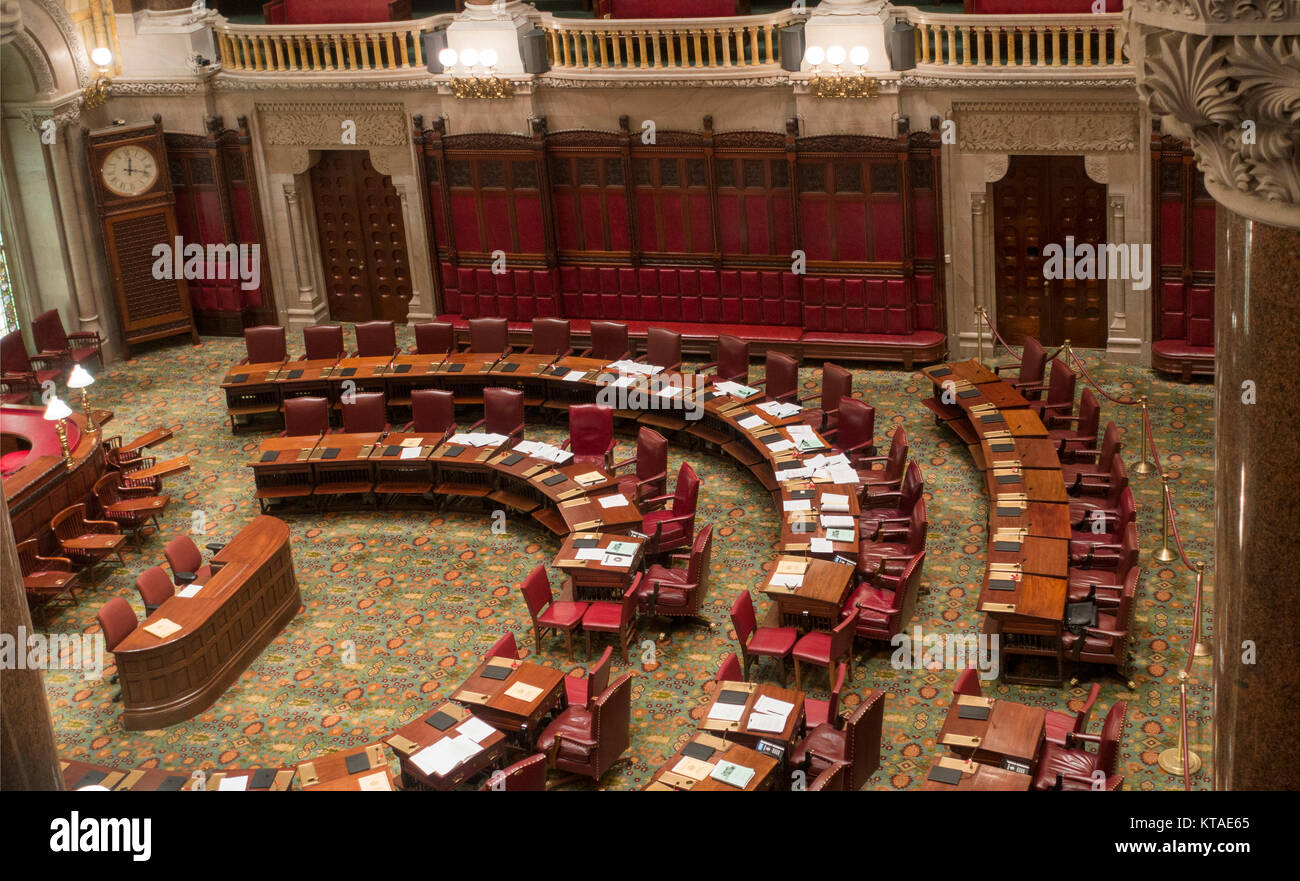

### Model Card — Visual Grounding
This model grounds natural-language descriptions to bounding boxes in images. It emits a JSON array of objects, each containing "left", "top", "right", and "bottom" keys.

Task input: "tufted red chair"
[
  {"left": 538, "top": 672, "right": 634, "bottom": 782},
  {"left": 486, "top": 631, "right": 519, "bottom": 661},
  {"left": 241, "top": 325, "right": 287, "bottom": 365},
  {"left": 31, "top": 308, "right": 104, "bottom": 371},
  {"left": 340, "top": 391, "right": 390, "bottom": 434},
  {"left": 470, "top": 388, "right": 525, "bottom": 442},
  {"left": 1068, "top": 457, "right": 1129, "bottom": 525},
  {"left": 792, "top": 614, "right": 855, "bottom": 691},
  {"left": 527, "top": 318, "right": 573, "bottom": 358},
  {"left": 97, "top": 597, "right": 139, "bottom": 700},
  {"left": 484, "top": 753, "right": 549, "bottom": 791},
  {"left": 613, "top": 427, "right": 668, "bottom": 505},
  {"left": 700, "top": 334, "right": 749, "bottom": 386},
  {"left": 995, "top": 336, "right": 1047, "bottom": 400},
  {"left": 581, "top": 575, "right": 642, "bottom": 661},
  {"left": 16, "top": 539, "right": 77, "bottom": 610},
  {"left": 412, "top": 321, "right": 457, "bottom": 356},
  {"left": 564, "top": 404, "right": 615, "bottom": 470},
  {"left": 135, "top": 565, "right": 175, "bottom": 615},
  {"left": 715, "top": 652, "right": 743, "bottom": 683},
  {"left": 635, "top": 526, "right": 712, "bottom": 629},
  {"left": 858, "top": 428, "right": 908, "bottom": 490},
  {"left": 640, "top": 462, "right": 699, "bottom": 555},
  {"left": 808, "top": 761, "right": 850, "bottom": 791},
  {"left": 280, "top": 396, "right": 330, "bottom": 437},
  {"left": 860, "top": 461, "right": 924, "bottom": 528},
  {"left": 1, "top": 329, "right": 61, "bottom": 389},
  {"left": 1028, "top": 358, "right": 1076, "bottom": 421},
  {"left": 843, "top": 551, "right": 925, "bottom": 644},
  {"left": 582, "top": 321, "right": 632, "bottom": 361},
  {"left": 565, "top": 645, "right": 614, "bottom": 710},
  {"left": 1062, "top": 420, "right": 1121, "bottom": 485},
  {"left": 1033, "top": 700, "right": 1128, "bottom": 791},
  {"left": 405, "top": 389, "right": 457, "bottom": 436},
  {"left": 1051, "top": 390, "right": 1101, "bottom": 461},
  {"left": 642, "top": 327, "right": 682, "bottom": 372},
  {"left": 353, "top": 320, "right": 398, "bottom": 358},
  {"left": 1045, "top": 682, "right": 1102, "bottom": 748},
  {"left": 164, "top": 535, "right": 213, "bottom": 586},
  {"left": 729, "top": 589, "right": 796, "bottom": 682},
  {"left": 953, "top": 666, "right": 983, "bottom": 698},
  {"left": 790, "top": 689, "right": 885, "bottom": 791},
  {"left": 1062, "top": 567, "right": 1139, "bottom": 684},
  {"left": 93, "top": 473, "right": 169, "bottom": 547},
  {"left": 803, "top": 363, "right": 852, "bottom": 436},
  {"left": 51, "top": 504, "right": 126, "bottom": 569},
  {"left": 832, "top": 398, "right": 877, "bottom": 463},
  {"left": 468, "top": 317, "right": 511, "bottom": 355},
  {"left": 857, "top": 498, "right": 926, "bottom": 578},
  {"left": 301, "top": 324, "right": 345, "bottom": 361},
  {"left": 519, "top": 563, "right": 588, "bottom": 661},
  {"left": 804, "top": 662, "right": 847, "bottom": 730},
  {"left": 758, "top": 351, "right": 798, "bottom": 405}
]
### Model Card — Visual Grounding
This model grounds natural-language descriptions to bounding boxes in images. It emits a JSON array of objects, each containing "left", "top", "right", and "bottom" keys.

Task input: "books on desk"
[
  {"left": 714, "top": 381, "right": 760, "bottom": 399},
  {"left": 820, "top": 514, "right": 855, "bottom": 529},
  {"left": 410, "top": 735, "right": 483, "bottom": 778},
  {"left": 820, "top": 493, "right": 851, "bottom": 513},
  {"left": 143, "top": 618, "right": 182, "bottom": 639},
  {"left": 449, "top": 432, "right": 509, "bottom": 448},
  {"left": 710, "top": 760, "right": 756, "bottom": 789},
  {"left": 737, "top": 414, "right": 765, "bottom": 431}
]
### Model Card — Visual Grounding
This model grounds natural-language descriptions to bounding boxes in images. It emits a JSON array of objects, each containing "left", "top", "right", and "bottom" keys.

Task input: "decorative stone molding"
[
  {"left": 34, "top": 0, "right": 90, "bottom": 87},
  {"left": 18, "top": 102, "right": 80, "bottom": 132},
  {"left": 952, "top": 101, "right": 1142, "bottom": 154},
  {"left": 902, "top": 75, "right": 1137, "bottom": 89},
  {"left": 257, "top": 103, "right": 409, "bottom": 148},
  {"left": 104, "top": 78, "right": 205, "bottom": 96},
  {"left": 1130, "top": 6, "right": 1300, "bottom": 227},
  {"left": 214, "top": 74, "right": 442, "bottom": 92},
  {"left": 983, "top": 154, "right": 1009, "bottom": 183},
  {"left": 7, "top": 29, "right": 56, "bottom": 94},
  {"left": 1085, "top": 155, "right": 1111, "bottom": 184}
]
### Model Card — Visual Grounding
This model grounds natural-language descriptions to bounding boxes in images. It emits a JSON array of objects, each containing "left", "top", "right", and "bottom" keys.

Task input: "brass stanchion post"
[
  {"left": 1158, "top": 671, "right": 1203, "bottom": 776},
  {"left": 1154, "top": 473, "right": 1178, "bottom": 563},
  {"left": 1193, "top": 561, "right": 1211, "bottom": 658},
  {"left": 1133, "top": 395, "right": 1157, "bottom": 475}
]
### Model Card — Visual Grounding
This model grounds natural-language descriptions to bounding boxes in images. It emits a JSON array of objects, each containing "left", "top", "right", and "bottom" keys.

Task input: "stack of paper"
[
  {"left": 810, "top": 537, "right": 834, "bottom": 554},
  {"left": 514, "top": 440, "right": 575, "bottom": 464},
  {"left": 769, "top": 572, "right": 803, "bottom": 589},
  {"left": 820, "top": 493, "right": 851, "bottom": 513},
  {"left": 747, "top": 695, "right": 795, "bottom": 733},
  {"left": 449, "top": 432, "right": 510, "bottom": 448},
  {"left": 597, "top": 493, "right": 629, "bottom": 509},
  {"left": 757, "top": 401, "right": 802, "bottom": 419},
  {"left": 563, "top": 370, "right": 586, "bottom": 382},
  {"left": 400, "top": 446, "right": 423, "bottom": 459},
  {"left": 783, "top": 499, "right": 812, "bottom": 513},
  {"left": 410, "top": 735, "right": 483, "bottom": 777},
  {"left": 607, "top": 540, "right": 639, "bottom": 557},
  {"left": 714, "top": 381, "right": 760, "bottom": 399},
  {"left": 177, "top": 584, "right": 203, "bottom": 598},
  {"left": 820, "top": 514, "right": 855, "bottom": 529},
  {"left": 737, "top": 414, "right": 766, "bottom": 431},
  {"left": 707, "top": 702, "right": 746, "bottom": 723}
]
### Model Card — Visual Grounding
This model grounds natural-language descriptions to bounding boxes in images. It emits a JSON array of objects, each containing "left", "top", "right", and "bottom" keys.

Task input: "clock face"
[{"left": 101, "top": 144, "right": 159, "bottom": 197}]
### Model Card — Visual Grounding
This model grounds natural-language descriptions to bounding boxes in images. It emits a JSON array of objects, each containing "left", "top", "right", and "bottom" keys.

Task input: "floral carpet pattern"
[{"left": 37, "top": 330, "right": 1216, "bottom": 790}]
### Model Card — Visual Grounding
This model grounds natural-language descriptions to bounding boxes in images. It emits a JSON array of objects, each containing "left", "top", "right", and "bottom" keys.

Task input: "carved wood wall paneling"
[{"left": 1150, "top": 131, "right": 1218, "bottom": 350}]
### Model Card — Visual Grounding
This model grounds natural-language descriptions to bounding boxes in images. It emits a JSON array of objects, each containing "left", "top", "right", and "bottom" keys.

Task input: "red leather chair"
[
  {"left": 994, "top": 335, "right": 1047, "bottom": 400},
  {"left": 1045, "top": 682, "right": 1102, "bottom": 748},
  {"left": 832, "top": 398, "right": 877, "bottom": 463},
  {"left": 858, "top": 428, "right": 908, "bottom": 490},
  {"left": 1068, "top": 457, "right": 1129, "bottom": 526},
  {"left": 953, "top": 666, "right": 983, "bottom": 697},
  {"left": 1068, "top": 521, "right": 1138, "bottom": 603},
  {"left": 790, "top": 689, "right": 885, "bottom": 791},
  {"left": 565, "top": 645, "right": 614, "bottom": 710},
  {"left": 1027, "top": 358, "right": 1076, "bottom": 421},
  {"left": 526, "top": 318, "right": 572, "bottom": 358},
  {"left": 519, "top": 563, "right": 588, "bottom": 660},
  {"left": 612, "top": 427, "right": 668, "bottom": 505},
  {"left": 843, "top": 552, "right": 924, "bottom": 644},
  {"left": 353, "top": 320, "right": 398, "bottom": 358},
  {"left": 241, "top": 325, "right": 287, "bottom": 365},
  {"left": 301, "top": 324, "right": 345, "bottom": 361},
  {"left": 808, "top": 761, "right": 850, "bottom": 791},
  {"left": 31, "top": 308, "right": 104, "bottom": 370},
  {"left": 1070, "top": 486, "right": 1135, "bottom": 546},
  {"left": 700, "top": 334, "right": 749, "bottom": 386},
  {"left": 16, "top": 539, "right": 77, "bottom": 612},
  {"left": 1, "top": 329, "right": 62, "bottom": 391},
  {"left": 92, "top": 473, "right": 169, "bottom": 548},
  {"left": 730, "top": 589, "right": 796, "bottom": 682},
  {"left": 468, "top": 317, "right": 511, "bottom": 355},
  {"left": 641, "top": 327, "right": 682, "bottom": 372},
  {"left": 135, "top": 565, "right": 175, "bottom": 615},
  {"left": 582, "top": 321, "right": 632, "bottom": 361},
  {"left": 803, "top": 363, "right": 852, "bottom": 436},
  {"left": 635, "top": 525, "right": 712, "bottom": 630},
  {"left": 1062, "top": 420, "right": 1121, "bottom": 485},
  {"left": 857, "top": 498, "right": 926, "bottom": 577},
  {"left": 340, "top": 391, "right": 390, "bottom": 434},
  {"left": 1033, "top": 700, "right": 1128, "bottom": 791},
  {"left": 582, "top": 574, "right": 642, "bottom": 660},
  {"left": 470, "top": 388, "right": 525, "bottom": 442},
  {"left": 860, "top": 461, "right": 924, "bottom": 527},
  {"left": 564, "top": 404, "right": 615, "bottom": 470},
  {"left": 486, "top": 631, "right": 519, "bottom": 661},
  {"left": 484, "top": 753, "right": 548, "bottom": 791},
  {"left": 792, "top": 614, "right": 855, "bottom": 690},
  {"left": 51, "top": 504, "right": 126, "bottom": 569},
  {"left": 538, "top": 672, "right": 634, "bottom": 782},
  {"left": 757, "top": 351, "right": 798, "bottom": 405},
  {"left": 405, "top": 389, "right": 457, "bottom": 436},
  {"left": 164, "top": 535, "right": 214, "bottom": 586},
  {"left": 715, "top": 652, "right": 743, "bottom": 683},
  {"left": 97, "top": 597, "right": 138, "bottom": 701},
  {"left": 1062, "top": 566, "right": 1139, "bottom": 686},
  {"left": 639, "top": 462, "right": 699, "bottom": 555},
  {"left": 804, "top": 662, "right": 847, "bottom": 730},
  {"left": 1051, "top": 389, "right": 1101, "bottom": 461},
  {"left": 412, "top": 321, "right": 457, "bottom": 356},
  {"left": 280, "top": 396, "right": 330, "bottom": 437}
]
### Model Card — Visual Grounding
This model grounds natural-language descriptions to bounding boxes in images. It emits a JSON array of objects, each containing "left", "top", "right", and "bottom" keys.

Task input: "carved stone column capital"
[{"left": 1129, "top": 1, "right": 1300, "bottom": 228}]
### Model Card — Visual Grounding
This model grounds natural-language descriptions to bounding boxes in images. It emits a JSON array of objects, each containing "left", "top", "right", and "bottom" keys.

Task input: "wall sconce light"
[
  {"left": 43, "top": 395, "right": 75, "bottom": 471},
  {"left": 439, "top": 47, "right": 513, "bottom": 99},
  {"left": 67, "top": 364, "right": 98, "bottom": 432},
  {"left": 84, "top": 47, "right": 114, "bottom": 109},
  {"left": 804, "top": 44, "right": 878, "bottom": 99}
]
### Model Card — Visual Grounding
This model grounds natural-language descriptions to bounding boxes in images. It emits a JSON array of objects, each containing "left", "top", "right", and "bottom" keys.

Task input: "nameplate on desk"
[
  {"left": 981, "top": 601, "right": 1017, "bottom": 614},
  {"left": 559, "top": 559, "right": 587, "bottom": 567},
  {"left": 523, "top": 463, "right": 549, "bottom": 478},
  {"left": 559, "top": 498, "right": 586, "bottom": 509},
  {"left": 307, "top": 448, "right": 325, "bottom": 461},
  {"left": 116, "top": 770, "right": 146, "bottom": 791},
  {"left": 456, "top": 690, "right": 489, "bottom": 705},
  {"left": 573, "top": 520, "right": 603, "bottom": 531},
  {"left": 783, "top": 542, "right": 810, "bottom": 552},
  {"left": 297, "top": 762, "right": 320, "bottom": 788},
  {"left": 296, "top": 449, "right": 312, "bottom": 461},
  {"left": 941, "top": 733, "right": 982, "bottom": 748},
  {"left": 557, "top": 488, "right": 585, "bottom": 501},
  {"left": 475, "top": 449, "right": 495, "bottom": 462}
]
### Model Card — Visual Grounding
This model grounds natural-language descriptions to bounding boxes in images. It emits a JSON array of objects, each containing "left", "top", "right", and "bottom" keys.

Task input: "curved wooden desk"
[
  {"left": 113, "top": 515, "right": 300, "bottom": 730},
  {"left": 2, "top": 405, "right": 104, "bottom": 546}
]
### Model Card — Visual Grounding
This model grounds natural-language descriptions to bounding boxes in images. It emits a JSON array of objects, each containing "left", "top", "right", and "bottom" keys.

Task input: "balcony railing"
[
  {"left": 214, "top": 15, "right": 452, "bottom": 73},
  {"left": 908, "top": 10, "right": 1128, "bottom": 71}
]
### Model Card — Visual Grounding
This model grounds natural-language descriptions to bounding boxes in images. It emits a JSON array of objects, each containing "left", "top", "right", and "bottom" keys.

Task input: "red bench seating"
[
  {"left": 263, "top": 0, "right": 410, "bottom": 24},
  {"left": 437, "top": 262, "right": 946, "bottom": 367},
  {"left": 1151, "top": 281, "right": 1214, "bottom": 381}
]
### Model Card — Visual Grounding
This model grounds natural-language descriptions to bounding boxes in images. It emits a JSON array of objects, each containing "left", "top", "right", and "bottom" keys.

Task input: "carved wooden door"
[
  {"left": 310, "top": 151, "right": 412, "bottom": 323},
  {"left": 993, "top": 155, "right": 1107, "bottom": 348}
]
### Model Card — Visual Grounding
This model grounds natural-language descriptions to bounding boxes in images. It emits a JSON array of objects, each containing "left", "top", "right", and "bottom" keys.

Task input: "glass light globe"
[
  {"left": 68, "top": 365, "right": 95, "bottom": 389},
  {"left": 460, "top": 48, "right": 480, "bottom": 68},
  {"left": 850, "top": 45, "right": 869, "bottom": 66},
  {"left": 480, "top": 48, "right": 499, "bottom": 68},
  {"left": 804, "top": 45, "right": 825, "bottom": 66},
  {"left": 43, "top": 396, "right": 72, "bottom": 421},
  {"left": 438, "top": 48, "right": 458, "bottom": 68},
  {"left": 826, "top": 45, "right": 847, "bottom": 66},
  {"left": 91, "top": 47, "right": 113, "bottom": 68}
]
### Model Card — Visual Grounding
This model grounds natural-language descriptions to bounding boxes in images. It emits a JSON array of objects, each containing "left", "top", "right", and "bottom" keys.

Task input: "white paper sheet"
[
  {"left": 597, "top": 493, "right": 629, "bottom": 509},
  {"left": 457, "top": 715, "right": 496, "bottom": 744},
  {"left": 217, "top": 775, "right": 249, "bottom": 791},
  {"left": 707, "top": 702, "right": 746, "bottom": 722}
]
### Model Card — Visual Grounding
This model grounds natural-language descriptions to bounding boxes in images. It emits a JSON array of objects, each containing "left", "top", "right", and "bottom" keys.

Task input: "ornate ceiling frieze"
[
  {"left": 256, "top": 102, "right": 410, "bottom": 148},
  {"left": 952, "top": 101, "right": 1141, "bottom": 154}
]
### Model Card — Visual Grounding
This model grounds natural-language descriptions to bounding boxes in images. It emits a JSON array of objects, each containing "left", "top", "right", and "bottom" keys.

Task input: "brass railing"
[
  {"left": 539, "top": 12, "right": 795, "bottom": 71},
  {"left": 214, "top": 16, "right": 452, "bottom": 73},
  {"left": 908, "top": 11, "right": 1127, "bottom": 70}
]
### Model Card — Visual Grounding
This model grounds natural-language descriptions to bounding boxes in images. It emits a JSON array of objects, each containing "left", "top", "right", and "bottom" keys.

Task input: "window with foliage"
[{"left": 0, "top": 230, "right": 17, "bottom": 335}]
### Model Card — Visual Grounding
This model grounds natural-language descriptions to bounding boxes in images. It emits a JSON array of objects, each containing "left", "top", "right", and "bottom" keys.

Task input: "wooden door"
[
  {"left": 993, "top": 155, "right": 1107, "bottom": 347},
  {"left": 310, "top": 151, "right": 412, "bottom": 323}
]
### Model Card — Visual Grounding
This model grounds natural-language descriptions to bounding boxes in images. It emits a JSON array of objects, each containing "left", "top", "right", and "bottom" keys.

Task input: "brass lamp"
[
  {"left": 43, "top": 395, "right": 75, "bottom": 471},
  {"left": 67, "top": 364, "right": 98, "bottom": 432}
]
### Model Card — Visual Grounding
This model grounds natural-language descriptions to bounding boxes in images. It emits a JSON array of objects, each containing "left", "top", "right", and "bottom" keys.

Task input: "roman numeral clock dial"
[{"left": 100, "top": 144, "right": 158, "bottom": 197}]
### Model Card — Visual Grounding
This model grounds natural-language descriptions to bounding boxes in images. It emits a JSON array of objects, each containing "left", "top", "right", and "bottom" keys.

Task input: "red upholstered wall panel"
[
  {"left": 554, "top": 193, "right": 581, "bottom": 251},
  {"left": 913, "top": 192, "right": 935, "bottom": 259},
  {"left": 480, "top": 194, "right": 512, "bottom": 250},
  {"left": 515, "top": 197, "right": 546, "bottom": 254},
  {"left": 1191, "top": 203, "right": 1215, "bottom": 272},
  {"left": 872, "top": 202, "right": 904, "bottom": 262},
  {"left": 451, "top": 195, "right": 483, "bottom": 252},
  {"left": 1161, "top": 201, "right": 1184, "bottom": 265},
  {"left": 834, "top": 203, "right": 868, "bottom": 262}
]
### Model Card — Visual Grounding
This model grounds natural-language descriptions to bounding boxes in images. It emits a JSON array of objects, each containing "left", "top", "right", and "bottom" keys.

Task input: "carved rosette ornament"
[{"left": 1129, "top": 0, "right": 1300, "bottom": 228}]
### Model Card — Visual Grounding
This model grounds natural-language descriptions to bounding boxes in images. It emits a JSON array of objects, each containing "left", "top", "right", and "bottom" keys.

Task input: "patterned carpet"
[{"left": 36, "top": 329, "right": 1216, "bottom": 790}]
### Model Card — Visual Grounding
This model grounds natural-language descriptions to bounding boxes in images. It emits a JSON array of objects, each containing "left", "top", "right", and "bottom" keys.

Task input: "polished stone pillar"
[{"left": 1212, "top": 214, "right": 1300, "bottom": 791}]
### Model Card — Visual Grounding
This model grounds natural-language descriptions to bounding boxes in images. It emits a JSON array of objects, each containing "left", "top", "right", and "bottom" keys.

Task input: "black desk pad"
[
  {"left": 426, "top": 711, "right": 458, "bottom": 731},
  {"left": 958, "top": 705, "right": 991, "bottom": 721},
  {"left": 927, "top": 765, "right": 964, "bottom": 785},
  {"left": 480, "top": 665, "right": 511, "bottom": 681}
]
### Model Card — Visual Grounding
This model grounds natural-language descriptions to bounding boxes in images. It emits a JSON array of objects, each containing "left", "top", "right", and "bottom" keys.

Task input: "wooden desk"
[
  {"left": 453, "top": 657, "right": 565, "bottom": 740},
  {"left": 112, "top": 515, "right": 301, "bottom": 730},
  {"left": 385, "top": 702, "right": 508, "bottom": 791},
  {"left": 938, "top": 695, "right": 1045, "bottom": 770},
  {"left": 557, "top": 489, "right": 642, "bottom": 535},
  {"left": 699, "top": 681, "right": 805, "bottom": 750},
  {"left": 761, "top": 555, "right": 855, "bottom": 630},
  {"left": 987, "top": 535, "right": 1069, "bottom": 579},
  {"left": 921, "top": 754, "right": 1033, "bottom": 791},
  {"left": 778, "top": 483, "right": 859, "bottom": 562},
  {"left": 298, "top": 742, "right": 396, "bottom": 791},
  {"left": 646, "top": 732, "right": 779, "bottom": 791},
  {"left": 554, "top": 532, "right": 646, "bottom": 602},
  {"left": 923, "top": 358, "right": 1001, "bottom": 387},
  {"left": 990, "top": 501, "right": 1071, "bottom": 538},
  {"left": 987, "top": 469, "right": 1069, "bottom": 504}
]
